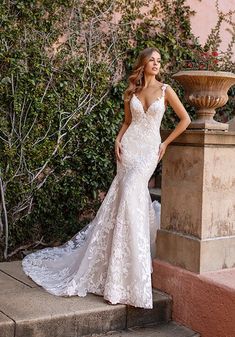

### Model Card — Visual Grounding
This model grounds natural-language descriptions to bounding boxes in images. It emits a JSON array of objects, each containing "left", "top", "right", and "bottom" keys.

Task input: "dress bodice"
[
  {"left": 121, "top": 84, "right": 168, "bottom": 148},
  {"left": 129, "top": 83, "right": 167, "bottom": 126}
]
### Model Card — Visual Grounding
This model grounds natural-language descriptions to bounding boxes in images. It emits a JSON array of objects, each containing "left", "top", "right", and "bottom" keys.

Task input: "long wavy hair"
[{"left": 124, "top": 47, "right": 161, "bottom": 101}]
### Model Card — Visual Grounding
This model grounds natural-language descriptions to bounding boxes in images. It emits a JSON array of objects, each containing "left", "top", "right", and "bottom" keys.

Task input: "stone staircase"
[
  {"left": 149, "top": 187, "right": 161, "bottom": 202},
  {"left": 91, "top": 322, "right": 200, "bottom": 337},
  {"left": 0, "top": 261, "right": 200, "bottom": 337}
]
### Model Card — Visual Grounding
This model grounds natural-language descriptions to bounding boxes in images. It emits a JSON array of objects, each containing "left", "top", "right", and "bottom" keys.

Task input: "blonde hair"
[{"left": 124, "top": 47, "right": 161, "bottom": 101}]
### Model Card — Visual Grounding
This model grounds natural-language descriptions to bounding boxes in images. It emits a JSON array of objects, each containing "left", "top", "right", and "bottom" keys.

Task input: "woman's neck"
[{"left": 143, "top": 75, "right": 158, "bottom": 88}]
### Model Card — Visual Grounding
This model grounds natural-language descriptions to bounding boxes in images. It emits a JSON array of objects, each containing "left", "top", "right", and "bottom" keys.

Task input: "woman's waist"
[
  {"left": 125, "top": 123, "right": 161, "bottom": 141},
  {"left": 121, "top": 130, "right": 161, "bottom": 147}
]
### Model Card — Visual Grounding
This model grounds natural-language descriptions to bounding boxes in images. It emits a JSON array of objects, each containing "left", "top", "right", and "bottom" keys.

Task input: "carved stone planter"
[{"left": 172, "top": 70, "right": 235, "bottom": 130}]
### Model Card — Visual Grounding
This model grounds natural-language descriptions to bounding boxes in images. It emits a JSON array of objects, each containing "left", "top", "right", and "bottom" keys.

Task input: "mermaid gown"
[{"left": 22, "top": 84, "right": 168, "bottom": 309}]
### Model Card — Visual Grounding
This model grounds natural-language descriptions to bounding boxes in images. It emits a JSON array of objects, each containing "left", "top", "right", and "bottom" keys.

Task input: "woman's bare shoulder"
[{"left": 164, "top": 83, "right": 175, "bottom": 94}]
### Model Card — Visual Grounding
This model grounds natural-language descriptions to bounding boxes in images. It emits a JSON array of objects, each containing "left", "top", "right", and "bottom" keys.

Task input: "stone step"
[
  {"left": 149, "top": 187, "right": 161, "bottom": 202},
  {"left": 92, "top": 321, "right": 200, "bottom": 337},
  {"left": 0, "top": 261, "right": 171, "bottom": 337}
]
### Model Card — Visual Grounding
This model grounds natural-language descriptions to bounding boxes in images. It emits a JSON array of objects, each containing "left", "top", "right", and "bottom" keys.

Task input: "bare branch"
[
  {"left": 7, "top": 236, "right": 49, "bottom": 258},
  {"left": 0, "top": 170, "right": 9, "bottom": 259}
]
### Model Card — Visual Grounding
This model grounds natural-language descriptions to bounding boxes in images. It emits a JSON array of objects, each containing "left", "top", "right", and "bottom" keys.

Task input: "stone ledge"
[
  {"left": 156, "top": 229, "right": 235, "bottom": 273},
  {"left": 0, "top": 261, "right": 172, "bottom": 337},
  {"left": 0, "top": 260, "right": 38, "bottom": 288},
  {"left": 93, "top": 321, "right": 200, "bottom": 337},
  {"left": 152, "top": 259, "right": 235, "bottom": 337},
  {"left": 160, "top": 129, "right": 235, "bottom": 146},
  {"left": 0, "top": 312, "right": 14, "bottom": 337},
  {"left": 149, "top": 187, "right": 161, "bottom": 202}
]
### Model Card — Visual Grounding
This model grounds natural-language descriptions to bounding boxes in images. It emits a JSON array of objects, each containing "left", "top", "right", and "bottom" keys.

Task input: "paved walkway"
[{"left": 0, "top": 260, "right": 199, "bottom": 337}]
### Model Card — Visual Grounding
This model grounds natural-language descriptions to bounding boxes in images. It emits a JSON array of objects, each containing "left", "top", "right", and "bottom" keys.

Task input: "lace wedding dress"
[{"left": 22, "top": 84, "right": 168, "bottom": 309}]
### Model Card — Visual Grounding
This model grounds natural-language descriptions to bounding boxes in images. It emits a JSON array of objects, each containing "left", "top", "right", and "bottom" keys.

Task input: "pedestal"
[
  {"left": 228, "top": 117, "right": 235, "bottom": 131},
  {"left": 157, "top": 129, "right": 235, "bottom": 273}
]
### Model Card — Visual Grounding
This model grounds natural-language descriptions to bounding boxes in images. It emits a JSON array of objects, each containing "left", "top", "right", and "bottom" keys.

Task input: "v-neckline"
[{"left": 134, "top": 85, "right": 165, "bottom": 114}]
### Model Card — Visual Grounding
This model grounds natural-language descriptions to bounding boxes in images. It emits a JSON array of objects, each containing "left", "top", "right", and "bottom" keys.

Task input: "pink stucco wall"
[{"left": 186, "top": 0, "right": 235, "bottom": 60}]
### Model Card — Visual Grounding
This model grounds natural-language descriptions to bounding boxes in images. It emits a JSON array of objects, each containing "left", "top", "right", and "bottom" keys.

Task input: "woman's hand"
[
  {"left": 157, "top": 142, "right": 167, "bottom": 162},
  {"left": 115, "top": 140, "right": 122, "bottom": 162}
]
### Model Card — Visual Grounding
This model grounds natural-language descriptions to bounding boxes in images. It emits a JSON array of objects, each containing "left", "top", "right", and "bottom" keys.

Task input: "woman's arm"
[
  {"left": 115, "top": 95, "right": 132, "bottom": 161},
  {"left": 164, "top": 85, "right": 191, "bottom": 145},
  {"left": 158, "top": 85, "right": 191, "bottom": 161}
]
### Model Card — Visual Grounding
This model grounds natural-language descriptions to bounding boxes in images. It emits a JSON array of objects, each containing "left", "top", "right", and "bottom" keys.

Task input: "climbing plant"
[{"left": 0, "top": 0, "right": 234, "bottom": 260}]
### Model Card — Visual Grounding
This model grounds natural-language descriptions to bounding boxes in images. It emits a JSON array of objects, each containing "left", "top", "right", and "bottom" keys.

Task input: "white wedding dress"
[{"left": 22, "top": 84, "right": 168, "bottom": 309}]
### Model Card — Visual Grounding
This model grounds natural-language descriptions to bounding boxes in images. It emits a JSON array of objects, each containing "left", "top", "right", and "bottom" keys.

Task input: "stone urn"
[{"left": 172, "top": 70, "right": 235, "bottom": 130}]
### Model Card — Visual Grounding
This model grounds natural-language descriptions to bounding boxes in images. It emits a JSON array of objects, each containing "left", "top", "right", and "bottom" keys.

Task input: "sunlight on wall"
[{"left": 186, "top": 0, "right": 235, "bottom": 60}]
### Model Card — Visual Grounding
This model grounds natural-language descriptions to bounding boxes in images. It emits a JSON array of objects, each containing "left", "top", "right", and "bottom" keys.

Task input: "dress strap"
[{"left": 161, "top": 84, "right": 168, "bottom": 96}]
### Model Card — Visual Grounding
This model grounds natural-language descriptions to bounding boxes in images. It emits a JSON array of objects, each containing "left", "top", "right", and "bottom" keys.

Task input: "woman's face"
[{"left": 144, "top": 51, "right": 161, "bottom": 76}]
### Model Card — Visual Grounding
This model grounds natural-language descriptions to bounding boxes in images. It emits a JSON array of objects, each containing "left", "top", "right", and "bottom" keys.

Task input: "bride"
[{"left": 22, "top": 47, "right": 191, "bottom": 309}]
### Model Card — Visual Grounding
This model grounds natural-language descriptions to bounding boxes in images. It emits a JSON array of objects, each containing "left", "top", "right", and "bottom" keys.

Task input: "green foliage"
[{"left": 0, "top": 0, "right": 234, "bottom": 260}]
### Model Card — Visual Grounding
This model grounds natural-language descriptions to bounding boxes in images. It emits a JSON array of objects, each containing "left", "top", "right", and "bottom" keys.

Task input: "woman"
[{"left": 22, "top": 47, "right": 191, "bottom": 309}]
